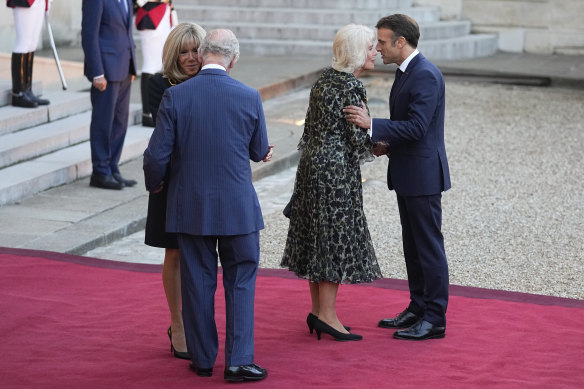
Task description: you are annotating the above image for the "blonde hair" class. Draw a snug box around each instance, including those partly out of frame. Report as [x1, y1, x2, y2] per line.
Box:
[161, 22, 207, 83]
[331, 24, 375, 73]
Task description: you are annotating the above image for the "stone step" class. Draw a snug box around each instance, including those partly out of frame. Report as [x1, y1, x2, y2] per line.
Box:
[176, 3, 497, 60]
[178, 5, 441, 26]
[0, 115, 150, 207]
[418, 34, 499, 60]
[200, 20, 472, 42]
[0, 90, 92, 137]
[0, 92, 149, 170]
[421, 20, 472, 41]
[173, 0, 414, 8]
[237, 33, 498, 59]
[0, 111, 91, 169]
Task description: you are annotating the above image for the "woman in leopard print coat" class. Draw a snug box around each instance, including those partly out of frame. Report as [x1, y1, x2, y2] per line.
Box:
[281, 24, 382, 341]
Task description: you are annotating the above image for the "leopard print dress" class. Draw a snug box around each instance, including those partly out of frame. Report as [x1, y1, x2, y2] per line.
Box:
[280, 68, 382, 284]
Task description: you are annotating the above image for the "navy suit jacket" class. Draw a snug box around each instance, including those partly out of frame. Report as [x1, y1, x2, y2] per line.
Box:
[81, 0, 136, 82]
[143, 68, 270, 236]
[372, 53, 450, 196]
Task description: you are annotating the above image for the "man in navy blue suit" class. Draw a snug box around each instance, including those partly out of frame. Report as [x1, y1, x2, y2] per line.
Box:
[344, 14, 451, 340]
[143, 29, 273, 382]
[82, 0, 137, 190]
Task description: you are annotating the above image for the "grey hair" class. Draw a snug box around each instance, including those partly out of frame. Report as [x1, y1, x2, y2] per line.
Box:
[199, 29, 240, 67]
[331, 24, 375, 73]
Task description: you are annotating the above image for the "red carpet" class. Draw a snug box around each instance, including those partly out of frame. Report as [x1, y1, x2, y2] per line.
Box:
[1, 247, 583, 388]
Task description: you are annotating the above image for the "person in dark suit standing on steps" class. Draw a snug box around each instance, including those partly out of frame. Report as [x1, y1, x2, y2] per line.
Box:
[143, 29, 272, 382]
[82, 0, 137, 190]
[344, 14, 451, 341]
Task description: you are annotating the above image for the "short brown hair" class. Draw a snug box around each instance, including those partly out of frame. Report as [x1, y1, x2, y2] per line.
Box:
[376, 14, 419, 48]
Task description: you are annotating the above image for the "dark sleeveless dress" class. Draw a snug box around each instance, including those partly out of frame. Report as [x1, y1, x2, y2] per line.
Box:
[144, 73, 178, 248]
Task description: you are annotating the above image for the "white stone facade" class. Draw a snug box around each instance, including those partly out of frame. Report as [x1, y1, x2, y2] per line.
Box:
[1, 0, 582, 55]
[415, 0, 584, 54]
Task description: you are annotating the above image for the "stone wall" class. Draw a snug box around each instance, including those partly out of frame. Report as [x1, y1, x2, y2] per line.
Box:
[415, 0, 584, 54]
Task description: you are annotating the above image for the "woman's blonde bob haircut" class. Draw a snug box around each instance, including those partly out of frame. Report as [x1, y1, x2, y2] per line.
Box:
[331, 24, 375, 73]
[161, 22, 207, 83]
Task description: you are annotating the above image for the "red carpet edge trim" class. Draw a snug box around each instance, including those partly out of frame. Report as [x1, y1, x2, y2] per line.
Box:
[2, 246, 582, 309]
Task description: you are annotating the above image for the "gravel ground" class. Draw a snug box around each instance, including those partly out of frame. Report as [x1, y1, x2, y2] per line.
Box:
[259, 77, 584, 300]
[86, 77, 584, 300]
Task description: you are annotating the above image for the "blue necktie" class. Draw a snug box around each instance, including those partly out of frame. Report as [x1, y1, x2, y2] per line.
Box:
[119, 0, 128, 15]
[395, 68, 403, 82]
[390, 69, 403, 108]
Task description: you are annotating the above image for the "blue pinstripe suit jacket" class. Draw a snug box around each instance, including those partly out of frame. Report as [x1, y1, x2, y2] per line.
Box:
[143, 68, 270, 236]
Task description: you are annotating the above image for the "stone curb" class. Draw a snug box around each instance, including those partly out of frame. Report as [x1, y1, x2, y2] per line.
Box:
[58, 76, 314, 255]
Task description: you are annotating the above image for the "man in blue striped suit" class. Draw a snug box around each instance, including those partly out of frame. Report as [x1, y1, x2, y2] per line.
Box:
[143, 29, 272, 382]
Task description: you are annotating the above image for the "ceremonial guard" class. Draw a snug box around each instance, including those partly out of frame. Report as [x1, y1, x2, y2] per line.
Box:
[134, 0, 176, 127]
[6, 0, 51, 108]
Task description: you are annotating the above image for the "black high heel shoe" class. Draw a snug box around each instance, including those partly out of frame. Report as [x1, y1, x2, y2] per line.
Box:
[313, 318, 362, 341]
[306, 313, 350, 334]
[167, 326, 190, 360]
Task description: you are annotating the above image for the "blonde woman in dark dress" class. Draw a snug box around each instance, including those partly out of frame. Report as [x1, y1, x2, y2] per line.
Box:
[143, 22, 206, 359]
[281, 24, 382, 341]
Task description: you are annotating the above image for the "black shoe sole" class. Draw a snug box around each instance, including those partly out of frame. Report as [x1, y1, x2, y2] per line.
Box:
[393, 332, 445, 341]
[173, 350, 190, 360]
[190, 365, 213, 377]
[379, 324, 415, 329]
[378, 323, 400, 329]
[378, 320, 419, 329]
[224, 375, 266, 382]
[89, 182, 123, 190]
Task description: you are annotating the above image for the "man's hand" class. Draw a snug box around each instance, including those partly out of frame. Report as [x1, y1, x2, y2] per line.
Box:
[152, 182, 164, 194]
[93, 76, 107, 92]
[343, 101, 370, 129]
[263, 145, 274, 162]
[372, 142, 389, 157]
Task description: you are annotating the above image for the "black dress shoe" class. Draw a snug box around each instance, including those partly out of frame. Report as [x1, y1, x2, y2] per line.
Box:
[90, 174, 124, 190]
[112, 172, 137, 187]
[224, 363, 267, 382]
[26, 90, 49, 105]
[12, 91, 38, 108]
[378, 309, 420, 329]
[393, 319, 445, 341]
[190, 363, 213, 377]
